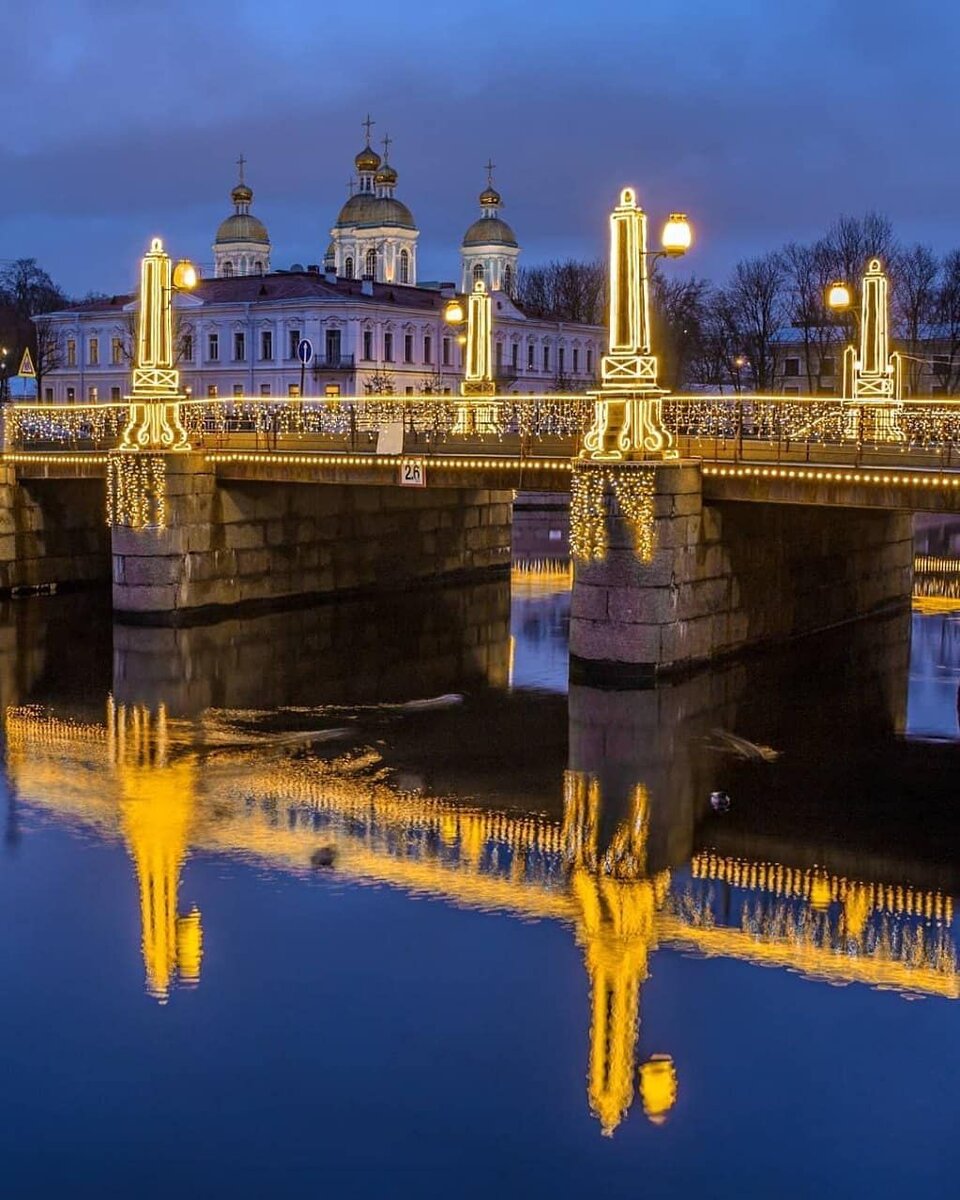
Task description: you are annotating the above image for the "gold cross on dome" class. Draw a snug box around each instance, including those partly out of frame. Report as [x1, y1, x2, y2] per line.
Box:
[362, 114, 375, 143]
[236, 153, 246, 184]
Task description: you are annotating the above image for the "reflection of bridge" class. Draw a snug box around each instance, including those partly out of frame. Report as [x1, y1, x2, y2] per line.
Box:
[6, 700, 957, 1136]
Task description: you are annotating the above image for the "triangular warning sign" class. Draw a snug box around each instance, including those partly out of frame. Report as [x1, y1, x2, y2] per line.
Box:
[18, 347, 35, 377]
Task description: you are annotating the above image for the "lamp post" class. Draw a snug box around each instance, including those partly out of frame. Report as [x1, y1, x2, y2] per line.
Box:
[120, 239, 198, 451]
[826, 259, 903, 443]
[0, 347, 8, 405]
[581, 189, 692, 461]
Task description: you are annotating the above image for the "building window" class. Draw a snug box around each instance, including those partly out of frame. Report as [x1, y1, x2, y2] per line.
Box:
[573, 348, 579, 373]
[254, 260, 263, 274]
[587, 348, 594, 373]
[404, 333, 413, 363]
[503, 264, 513, 295]
[260, 383, 271, 396]
[511, 343, 518, 370]
[110, 386, 121, 401]
[543, 346, 550, 372]
[527, 343, 534, 370]
[344, 257, 354, 280]
[399, 250, 410, 284]
[66, 339, 77, 367]
[66, 386, 75, 402]
[233, 383, 243, 397]
[424, 334, 432, 365]
[288, 383, 300, 397]
[111, 336, 124, 365]
[222, 261, 234, 277]
[181, 334, 193, 362]
[260, 330, 273, 360]
[363, 330, 373, 360]
[208, 332, 219, 361]
[233, 331, 245, 361]
[288, 329, 301, 359]
[442, 337, 451, 366]
[88, 386, 98, 402]
[88, 337, 99, 366]
[325, 384, 341, 397]
[558, 348, 565, 375]
[783, 385, 800, 395]
[821, 356, 835, 377]
[207, 385, 218, 398]
[495, 342, 503, 368]
[384, 332, 394, 362]
[44, 387, 54, 402]
[365, 248, 377, 278]
[784, 357, 800, 377]
[473, 262, 484, 285]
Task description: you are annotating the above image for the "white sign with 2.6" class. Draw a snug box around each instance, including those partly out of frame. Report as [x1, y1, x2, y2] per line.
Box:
[400, 458, 426, 487]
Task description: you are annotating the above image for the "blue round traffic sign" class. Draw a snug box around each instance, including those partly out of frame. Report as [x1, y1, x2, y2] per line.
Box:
[297, 338, 313, 365]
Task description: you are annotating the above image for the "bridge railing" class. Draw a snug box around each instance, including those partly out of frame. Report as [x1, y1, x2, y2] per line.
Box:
[665, 394, 960, 469]
[1, 394, 594, 457]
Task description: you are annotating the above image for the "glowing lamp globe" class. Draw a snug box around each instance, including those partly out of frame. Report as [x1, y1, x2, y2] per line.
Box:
[827, 281, 851, 310]
[173, 259, 199, 291]
[661, 213, 692, 257]
[443, 299, 465, 325]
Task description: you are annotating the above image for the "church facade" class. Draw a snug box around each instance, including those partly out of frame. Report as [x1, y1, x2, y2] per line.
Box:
[39, 127, 604, 401]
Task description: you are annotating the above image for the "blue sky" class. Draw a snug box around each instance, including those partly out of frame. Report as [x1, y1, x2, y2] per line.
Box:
[2, 0, 958, 295]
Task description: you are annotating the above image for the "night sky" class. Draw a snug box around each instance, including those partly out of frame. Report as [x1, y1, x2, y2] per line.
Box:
[3, 0, 957, 296]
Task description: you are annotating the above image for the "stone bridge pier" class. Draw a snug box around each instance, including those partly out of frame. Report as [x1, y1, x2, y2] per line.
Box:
[570, 462, 914, 686]
[111, 454, 513, 623]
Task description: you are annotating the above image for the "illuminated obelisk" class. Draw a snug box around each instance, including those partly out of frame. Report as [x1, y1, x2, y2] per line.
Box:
[841, 257, 903, 443]
[121, 238, 191, 452]
[581, 188, 677, 461]
[455, 278, 499, 434]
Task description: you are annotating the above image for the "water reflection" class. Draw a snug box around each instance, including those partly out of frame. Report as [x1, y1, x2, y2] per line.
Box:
[2, 572, 958, 1145]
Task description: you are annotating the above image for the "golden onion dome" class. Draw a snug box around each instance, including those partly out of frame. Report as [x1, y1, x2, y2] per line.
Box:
[355, 144, 381, 172]
[335, 193, 415, 230]
[462, 214, 518, 248]
[231, 182, 253, 205]
[376, 162, 398, 186]
[215, 212, 270, 245]
[479, 185, 502, 207]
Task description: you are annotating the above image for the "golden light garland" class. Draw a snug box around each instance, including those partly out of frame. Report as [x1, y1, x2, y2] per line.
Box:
[570, 463, 657, 563]
[106, 453, 166, 529]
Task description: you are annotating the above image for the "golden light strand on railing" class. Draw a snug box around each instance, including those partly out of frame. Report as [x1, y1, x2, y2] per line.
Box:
[106, 453, 166, 529]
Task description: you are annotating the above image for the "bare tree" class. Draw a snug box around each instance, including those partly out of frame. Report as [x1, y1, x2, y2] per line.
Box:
[32, 318, 64, 402]
[722, 252, 787, 392]
[892, 243, 939, 395]
[934, 250, 960, 394]
[515, 259, 606, 324]
[781, 239, 842, 393]
[650, 272, 712, 390]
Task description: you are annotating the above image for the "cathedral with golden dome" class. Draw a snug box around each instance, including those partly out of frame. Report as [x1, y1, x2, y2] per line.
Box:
[43, 119, 606, 402]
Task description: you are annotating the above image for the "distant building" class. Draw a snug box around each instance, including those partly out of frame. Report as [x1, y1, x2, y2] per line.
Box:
[39, 131, 604, 401]
[770, 327, 957, 397]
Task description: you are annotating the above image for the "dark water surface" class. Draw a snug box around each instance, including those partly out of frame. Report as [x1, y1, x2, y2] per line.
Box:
[2, 544, 960, 1198]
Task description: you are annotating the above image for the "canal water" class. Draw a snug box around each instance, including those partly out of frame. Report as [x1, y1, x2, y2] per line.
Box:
[1, 518, 960, 1197]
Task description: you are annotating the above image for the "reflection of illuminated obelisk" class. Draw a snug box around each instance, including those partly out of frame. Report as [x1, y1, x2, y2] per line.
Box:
[563, 771, 674, 1135]
[841, 258, 904, 443]
[581, 188, 677, 462]
[120, 238, 190, 452]
[112, 700, 202, 1001]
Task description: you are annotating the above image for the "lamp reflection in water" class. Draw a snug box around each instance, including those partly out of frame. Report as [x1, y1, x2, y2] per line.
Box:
[4, 698, 958, 1134]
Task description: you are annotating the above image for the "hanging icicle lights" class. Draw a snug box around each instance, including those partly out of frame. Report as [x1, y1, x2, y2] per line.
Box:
[570, 463, 657, 563]
[106, 453, 166, 529]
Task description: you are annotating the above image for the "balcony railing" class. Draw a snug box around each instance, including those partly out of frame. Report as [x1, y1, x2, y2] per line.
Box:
[311, 355, 355, 371]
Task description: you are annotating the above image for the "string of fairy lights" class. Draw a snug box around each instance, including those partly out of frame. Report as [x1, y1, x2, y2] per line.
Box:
[569, 462, 657, 563]
[106, 454, 166, 529]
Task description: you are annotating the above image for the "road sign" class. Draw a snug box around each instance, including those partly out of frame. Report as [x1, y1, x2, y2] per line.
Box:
[297, 338, 313, 366]
[399, 457, 426, 487]
[18, 347, 35, 377]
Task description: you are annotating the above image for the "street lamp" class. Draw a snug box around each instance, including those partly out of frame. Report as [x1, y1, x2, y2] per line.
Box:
[0, 347, 8, 404]
[581, 187, 694, 461]
[827, 280, 852, 311]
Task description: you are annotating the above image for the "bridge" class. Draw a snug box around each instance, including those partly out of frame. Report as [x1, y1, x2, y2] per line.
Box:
[2, 191, 958, 677]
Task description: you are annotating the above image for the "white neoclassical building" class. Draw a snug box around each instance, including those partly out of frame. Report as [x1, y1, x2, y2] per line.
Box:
[39, 124, 605, 401]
